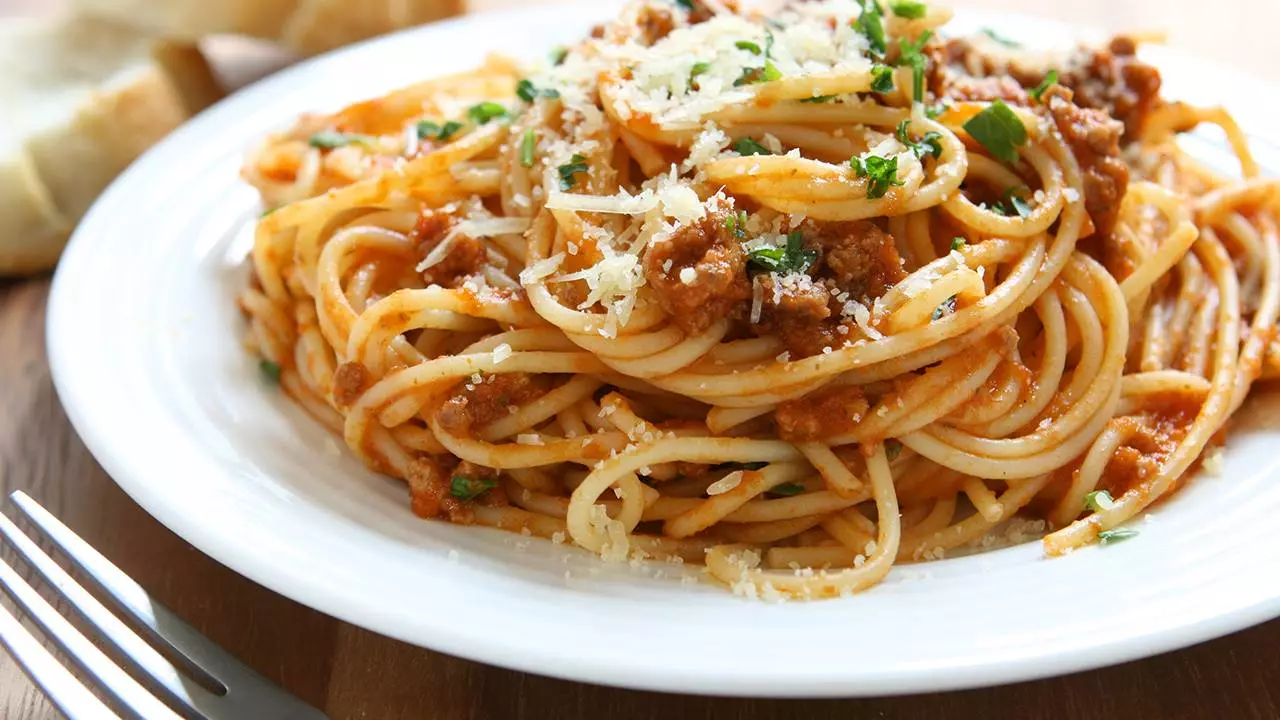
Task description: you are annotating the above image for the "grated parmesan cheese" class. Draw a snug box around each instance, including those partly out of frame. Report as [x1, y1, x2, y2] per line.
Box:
[706, 471, 744, 496]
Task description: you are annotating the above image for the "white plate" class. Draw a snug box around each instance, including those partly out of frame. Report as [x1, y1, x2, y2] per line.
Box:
[47, 2, 1280, 697]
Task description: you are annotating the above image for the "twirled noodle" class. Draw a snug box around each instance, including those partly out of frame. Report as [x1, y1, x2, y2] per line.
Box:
[238, 0, 1280, 599]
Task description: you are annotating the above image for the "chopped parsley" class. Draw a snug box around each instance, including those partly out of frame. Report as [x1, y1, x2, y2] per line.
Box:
[888, 0, 927, 19]
[467, 101, 509, 125]
[516, 79, 559, 103]
[259, 359, 281, 383]
[894, 30, 933, 103]
[885, 439, 903, 461]
[259, 207, 277, 218]
[723, 210, 749, 239]
[853, 0, 887, 57]
[734, 61, 781, 86]
[417, 120, 463, 142]
[519, 129, 537, 168]
[557, 153, 589, 190]
[931, 294, 958, 321]
[980, 27, 1021, 48]
[1098, 527, 1138, 545]
[675, 0, 696, 10]
[769, 482, 805, 497]
[1084, 490, 1116, 513]
[550, 46, 568, 65]
[746, 231, 817, 274]
[850, 154, 903, 199]
[308, 131, 372, 149]
[950, 236, 966, 251]
[1030, 69, 1059, 102]
[734, 137, 772, 156]
[925, 103, 950, 119]
[962, 100, 1027, 165]
[994, 186, 1033, 217]
[450, 475, 497, 501]
[734, 30, 780, 86]
[689, 61, 711, 89]
[870, 64, 895, 93]
[896, 119, 942, 160]
[801, 94, 836, 103]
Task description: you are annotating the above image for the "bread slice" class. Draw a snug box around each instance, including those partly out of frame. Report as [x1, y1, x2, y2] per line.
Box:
[66, 0, 301, 41]
[0, 15, 206, 275]
[278, 0, 464, 56]
[0, 136, 72, 276]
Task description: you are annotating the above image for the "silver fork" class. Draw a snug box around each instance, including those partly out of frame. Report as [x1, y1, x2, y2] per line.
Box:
[0, 491, 329, 720]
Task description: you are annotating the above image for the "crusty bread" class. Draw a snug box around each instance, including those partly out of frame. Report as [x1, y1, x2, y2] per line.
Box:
[0, 137, 72, 276]
[65, 0, 300, 42]
[68, 0, 464, 57]
[278, 0, 465, 56]
[0, 15, 216, 275]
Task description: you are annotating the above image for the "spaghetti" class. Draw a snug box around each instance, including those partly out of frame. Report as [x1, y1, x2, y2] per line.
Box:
[238, 0, 1280, 599]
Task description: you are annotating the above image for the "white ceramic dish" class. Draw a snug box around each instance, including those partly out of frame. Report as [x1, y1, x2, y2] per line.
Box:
[47, 2, 1280, 697]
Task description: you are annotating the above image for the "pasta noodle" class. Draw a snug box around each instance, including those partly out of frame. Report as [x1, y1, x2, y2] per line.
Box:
[237, 0, 1280, 600]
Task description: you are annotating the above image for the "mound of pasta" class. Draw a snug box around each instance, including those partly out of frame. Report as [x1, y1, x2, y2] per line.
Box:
[239, 0, 1280, 599]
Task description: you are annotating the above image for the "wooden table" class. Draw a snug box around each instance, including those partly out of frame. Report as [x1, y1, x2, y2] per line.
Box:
[3, 1, 1280, 718]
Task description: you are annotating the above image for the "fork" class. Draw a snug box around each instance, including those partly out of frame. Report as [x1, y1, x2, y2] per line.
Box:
[0, 491, 328, 720]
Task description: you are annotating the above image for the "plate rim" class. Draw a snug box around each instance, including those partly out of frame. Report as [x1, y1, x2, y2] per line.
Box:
[46, 2, 1280, 698]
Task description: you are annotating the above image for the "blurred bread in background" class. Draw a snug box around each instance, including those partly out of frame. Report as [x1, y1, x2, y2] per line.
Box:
[66, 0, 464, 55]
[0, 15, 219, 274]
[1, 0, 464, 275]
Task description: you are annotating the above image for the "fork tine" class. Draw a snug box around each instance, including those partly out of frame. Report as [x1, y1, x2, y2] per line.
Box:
[0, 510, 222, 717]
[10, 492, 330, 720]
[10, 492, 240, 683]
[0, 550, 184, 720]
[0, 600, 122, 720]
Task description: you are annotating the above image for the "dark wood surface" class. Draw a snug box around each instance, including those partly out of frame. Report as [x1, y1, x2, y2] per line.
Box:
[4, 272, 1280, 720]
[4, 0, 1280, 715]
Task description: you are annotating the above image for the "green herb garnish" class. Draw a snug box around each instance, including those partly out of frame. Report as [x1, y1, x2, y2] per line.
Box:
[724, 210, 749, 239]
[853, 0, 887, 57]
[734, 137, 772, 156]
[870, 64, 895, 93]
[931, 294, 958, 321]
[994, 186, 1033, 217]
[259, 359, 281, 383]
[896, 119, 942, 160]
[885, 439, 903, 461]
[734, 61, 782, 86]
[516, 79, 560, 103]
[735, 39, 762, 55]
[550, 46, 569, 65]
[894, 30, 933, 103]
[888, 0, 927, 18]
[850, 154, 903, 199]
[962, 100, 1027, 164]
[925, 103, 949, 119]
[675, 0, 696, 10]
[308, 131, 372, 149]
[1030, 69, 1059, 102]
[450, 475, 497, 501]
[467, 101, 509, 125]
[689, 61, 711, 89]
[519, 129, 537, 168]
[1084, 490, 1116, 513]
[746, 231, 817, 275]
[417, 120, 464, 142]
[801, 95, 836, 104]
[557, 153, 589, 190]
[1098, 527, 1138, 545]
[950, 236, 966, 251]
[980, 27, 1021, 48]
[769, 482, 805, 497]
